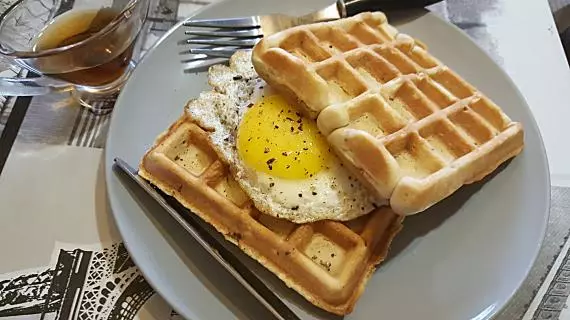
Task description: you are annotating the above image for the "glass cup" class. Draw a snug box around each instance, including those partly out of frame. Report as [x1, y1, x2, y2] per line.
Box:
[0, 0, 149, 114]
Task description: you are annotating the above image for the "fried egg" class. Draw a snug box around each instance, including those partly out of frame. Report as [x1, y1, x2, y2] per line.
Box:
[186, 51, 381, 223]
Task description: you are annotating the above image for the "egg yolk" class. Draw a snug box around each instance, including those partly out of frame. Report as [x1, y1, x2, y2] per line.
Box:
[237, 95, 331, 180]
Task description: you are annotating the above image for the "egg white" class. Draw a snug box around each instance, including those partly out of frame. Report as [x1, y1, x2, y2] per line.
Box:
[186, 51, 382, 223]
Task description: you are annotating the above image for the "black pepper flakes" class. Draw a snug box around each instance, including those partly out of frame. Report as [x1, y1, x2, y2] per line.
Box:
[174, 155, 180, 161]
[319, 260, 332, 271]
[331, 253, 335, 257]
[269, 182, 275, 187]
[264, 147, 270, 154]
[291, 205, 299, 210]
[266, 158, 276, 170]
[281, 152, 288, 156]
[274, 125, 279, 129]
[233, 75, 243, 80]
[228, 232, 243, 241]
[298, 193, 303, 198]
[312, 191, 317, 196]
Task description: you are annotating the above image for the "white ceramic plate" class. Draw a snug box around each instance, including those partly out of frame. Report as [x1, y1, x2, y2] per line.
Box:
[105, 0, 550, 318]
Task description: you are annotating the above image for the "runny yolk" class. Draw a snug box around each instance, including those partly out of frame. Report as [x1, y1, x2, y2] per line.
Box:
[237, 95, 331, 180]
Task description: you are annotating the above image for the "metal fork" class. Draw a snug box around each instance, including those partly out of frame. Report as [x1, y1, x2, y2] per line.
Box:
[180, 0, 441, 61]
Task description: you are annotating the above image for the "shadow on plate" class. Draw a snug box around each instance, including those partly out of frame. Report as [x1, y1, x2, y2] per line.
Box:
[384, 159, 512, 263]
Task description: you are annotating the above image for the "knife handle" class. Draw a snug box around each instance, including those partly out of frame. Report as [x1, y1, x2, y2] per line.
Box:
[338, 0, 441, 17]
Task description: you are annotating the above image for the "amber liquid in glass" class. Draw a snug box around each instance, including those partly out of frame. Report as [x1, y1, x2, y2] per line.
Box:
[34, 8, 135, 86]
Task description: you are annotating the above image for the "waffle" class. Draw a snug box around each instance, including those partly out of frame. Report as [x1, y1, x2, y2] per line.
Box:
[252, 12, 524, 215]
[139, 114, 404, 315]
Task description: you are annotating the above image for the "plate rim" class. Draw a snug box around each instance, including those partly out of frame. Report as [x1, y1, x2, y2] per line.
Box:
[104, 2, 551, 319]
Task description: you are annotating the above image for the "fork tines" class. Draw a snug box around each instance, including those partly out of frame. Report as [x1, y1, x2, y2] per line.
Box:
[182, 16, 263, 48]
[185, 28, 263, 38]
[181, 16, 264, 64]
[183, 16, 261, 28]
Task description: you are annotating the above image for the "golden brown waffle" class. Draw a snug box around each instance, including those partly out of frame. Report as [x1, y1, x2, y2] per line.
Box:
[139, 114, 404, 315]
[252, 12, 524, 215]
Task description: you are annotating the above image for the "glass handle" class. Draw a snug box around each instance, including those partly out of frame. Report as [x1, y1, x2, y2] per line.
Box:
[0, 76, 73, 96]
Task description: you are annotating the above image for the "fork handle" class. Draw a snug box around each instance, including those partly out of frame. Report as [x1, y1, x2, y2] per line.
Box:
[339, 0, 442, 17]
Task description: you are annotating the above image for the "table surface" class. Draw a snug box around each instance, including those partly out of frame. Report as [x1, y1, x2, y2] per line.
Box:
[0, 0, 569, 319]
